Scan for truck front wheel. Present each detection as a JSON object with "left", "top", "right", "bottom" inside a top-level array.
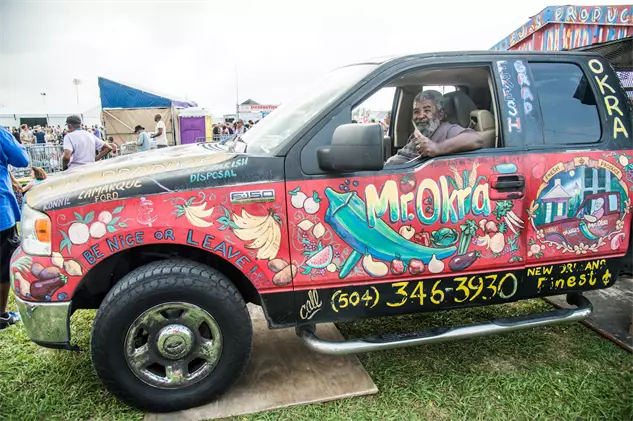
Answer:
[{"left": 90, "top": 259, "right": 253, "bottom": 412}]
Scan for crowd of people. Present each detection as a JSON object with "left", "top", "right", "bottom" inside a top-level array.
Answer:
[
  {"left": 3, "top": 123, "right": 105, "bottom": 146},
  {"left": 352, "top": 111, "right": 391, "bottom": 135},
  {"left": 4, "top": 116, "right": 256, "bottom": 155},
  {"left": 211, "top": 119, "right": 254, "bottom": 136}
]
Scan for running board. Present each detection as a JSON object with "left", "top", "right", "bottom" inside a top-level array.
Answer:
[{"left": 297, "top": 293, "right": 592, "bottom": 356}]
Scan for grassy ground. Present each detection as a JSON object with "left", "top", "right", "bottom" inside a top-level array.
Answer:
[{"left": 0, "top": 296, "right": 631, "bottom": 421}]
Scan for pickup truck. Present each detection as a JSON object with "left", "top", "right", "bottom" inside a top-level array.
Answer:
[{"left": 11, "top": 51, "right": 633, "bottom": 412}]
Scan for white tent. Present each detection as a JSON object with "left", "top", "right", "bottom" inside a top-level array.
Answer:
[{"left": 0, "top": 103, "right": 102, "bottom": 128}]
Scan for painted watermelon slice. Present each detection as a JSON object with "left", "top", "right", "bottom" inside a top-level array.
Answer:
[{"left": 305, "top": 244, "right": 333, "bottom": 269}]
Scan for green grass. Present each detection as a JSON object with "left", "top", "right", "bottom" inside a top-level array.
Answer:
[{"left": 0, "top": 296, "right": 631, "bottom": 421}]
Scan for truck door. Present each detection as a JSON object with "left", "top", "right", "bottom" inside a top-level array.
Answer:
[
  {"left": 285, "top": 62, "right": 530, "bottom": 324},
  {"left": 523, "top": 57, "right": 633, "bottom": 295}
]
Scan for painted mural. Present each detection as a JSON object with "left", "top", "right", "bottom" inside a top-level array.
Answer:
[
  {"left": 491, "top": 5, "right": 633, "bottom": 51},
  {"left": 528, "top": 155, "right": 631, "bottom": 257},
  {"left": 10, "top": 147, "right": 633, "bottom": 307},
  {"left": 286, "top": 156, "right": 528, "bottom": 290},
  {"left": 12, "top": 184, "right": 290, "bottom": 302}
]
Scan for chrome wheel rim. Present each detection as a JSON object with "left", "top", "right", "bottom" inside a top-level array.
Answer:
[{"left": 124, "top": 302, "right": 222, "bottom": 389}]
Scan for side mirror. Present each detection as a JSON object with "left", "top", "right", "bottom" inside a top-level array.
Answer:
[{"left": 317, "top": 123, "right": 384, "bottom": 172}]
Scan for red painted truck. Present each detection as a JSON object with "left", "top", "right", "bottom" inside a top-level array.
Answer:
[{"left": 11, "top": 51, "right": 633, "bottom": 412}]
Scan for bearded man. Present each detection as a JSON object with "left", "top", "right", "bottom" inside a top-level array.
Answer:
[{"left": 385, "top": 90, "right": 482, "bottom": 165}]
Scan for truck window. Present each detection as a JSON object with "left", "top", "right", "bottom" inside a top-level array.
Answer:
[
  {"left": 423, "top": 85, "right": 456, "bottom": 94},
  {"left": 608, "top": 193, "right": 618, "bottom": 212},
  {"left": 352, "top": 87, "right": 395, "bottom": 125},
  {"left": 299, "top": 65, "right": 499, "bottom": 174},
  {"left": 530, "top": 62, "right": 601, "bottom": 145}
]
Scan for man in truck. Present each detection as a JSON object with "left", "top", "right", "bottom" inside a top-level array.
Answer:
[{"left": 386, "top": 89, "right": 482, "bottom": 165}]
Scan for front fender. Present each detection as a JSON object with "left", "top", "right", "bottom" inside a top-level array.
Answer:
[
  {"left": 40, "top": 189, "right": 290, "bottom": 302},
  {"left": 73, "top": 225, "right": 272, "bottom": 295}
]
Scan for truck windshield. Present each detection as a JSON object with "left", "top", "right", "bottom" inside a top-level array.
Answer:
[{"left": 242, "top": 64, "right": 378, "bottom": 155}]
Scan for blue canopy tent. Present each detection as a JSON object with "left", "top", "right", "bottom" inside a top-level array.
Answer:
[
  {"left": 98, "top": 77, "right": 197, "bottom": 146},
  {"left": 98, "top": 77, "right": 197, "bottom": 109}
]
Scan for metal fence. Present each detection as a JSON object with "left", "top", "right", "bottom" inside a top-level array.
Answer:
[
  {"left": 10, "top": 135, "right": 230, "bottom": 178},
  {"left": 11, "top": 143, "right": 121, "bottom": 177},
  {"left": 197, "top": 135, "right": 235, "bottom": 143},
  {"left": 119, "top": 142, "right": 139, "bottom": 155},
  {"left": 10, "top": 144, "right": 64, "bottom": 177}
]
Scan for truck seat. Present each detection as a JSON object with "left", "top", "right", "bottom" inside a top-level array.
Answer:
[
  {"left": 443, "top": 91, "right": 477, "bottom": 128},
  {"left": 470, "top": 110, "right": 496, "bottom": 149},
  {"left": 383, "top": 135, "right": 392, "bottom": 159}
]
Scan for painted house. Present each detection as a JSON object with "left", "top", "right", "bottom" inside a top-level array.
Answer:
[
  {"left": 541, "top": 179, "right": 573, "bottom": 223},
  {"left": 491, "top": 5, "right": 633, "bottom": 52}
]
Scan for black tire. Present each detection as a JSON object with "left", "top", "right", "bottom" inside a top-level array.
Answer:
[{"left": 90, "top": 259, "right": 252, "bottom": 412}]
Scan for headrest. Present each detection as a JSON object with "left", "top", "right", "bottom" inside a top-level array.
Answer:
[
  {"left": 470, "top": 110, "right": 495, "bottom": 131},
  {"left": 443, "top": 91, "right": 477, "bottom": 128}
]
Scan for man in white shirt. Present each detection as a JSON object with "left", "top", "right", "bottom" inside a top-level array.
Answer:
[
  {"left": 19, "top": 124, "right": 33, "bottom": 144},
  {"left": 62, "top": 115, "right": 111, "bottom": 170},
  {"left": 151, "top": 114, "right": 168, "bottom": 148}
]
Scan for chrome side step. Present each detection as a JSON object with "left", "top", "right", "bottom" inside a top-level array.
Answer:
[{"left": 297, "top": 293, "right": 592, "bottom": 356}]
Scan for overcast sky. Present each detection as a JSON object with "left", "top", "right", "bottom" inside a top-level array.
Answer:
[{"left": 1, "top": 0, "right": 630, "bottom": 116}]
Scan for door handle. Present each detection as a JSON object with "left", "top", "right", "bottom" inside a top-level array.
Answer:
[{"left": 491, "top": 175, "right": 525, "bottom": 192}]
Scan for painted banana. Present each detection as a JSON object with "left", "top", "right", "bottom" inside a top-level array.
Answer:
[
  {"left": 233, "top": 210, "right": 269, "bottom": 227},
  {"left": 324, "top": 188, "right": 456, "bottom": 278},
  {"left": 232, "top": 209, "right": 281, "bottom": 260},
  {"left": 184, "top": 203, "right": 214, "bottom": 227},
  {"left": 188, "top": 203, "right": 214, "bottom": 218}
]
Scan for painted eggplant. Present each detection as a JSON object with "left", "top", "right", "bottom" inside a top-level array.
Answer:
[
  {"left": 30, "top": 276, "right": 65, "bottom": 300},
  {"left": 324, "top": 188, "right": 456, "bottom": 278}
]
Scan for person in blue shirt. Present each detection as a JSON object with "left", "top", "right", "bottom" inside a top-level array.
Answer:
[
  {"left": 0, "top": 126, "right": 30, "bottom": 330},
  {"left": 134, "top": 125, "right": 150, "bottom": 152},
  {"left": 33, "top": 128, "right": 46, "bottom": 144}
]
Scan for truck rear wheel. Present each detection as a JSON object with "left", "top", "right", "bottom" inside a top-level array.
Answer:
[{"left": 90, "top": 259, "right": 252, "bottom": 412}]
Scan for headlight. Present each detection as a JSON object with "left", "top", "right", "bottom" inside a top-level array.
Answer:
[{"left": 21, "top": 204, "right": 51, "bottom": 256}]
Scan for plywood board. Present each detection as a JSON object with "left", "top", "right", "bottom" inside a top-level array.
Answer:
[
  {"left": 145, "top": 306, "right": 377, "bottom": 421},
  {"left": 544, "top": 276, "right": 633, "bottom": 352},
  {"left": 103, "top": 108, "right": 175, "bottom": 145}
]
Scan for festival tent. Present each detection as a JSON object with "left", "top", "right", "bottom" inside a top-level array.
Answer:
[
  {"left": 177, "top": 107, "right": 214, "bottom": 144},
  {"left": 0, "top": 103, "right": 102, "bottom": 128},
  {"left": 98, "top": 77, "right": 196, "bottom": 145}
]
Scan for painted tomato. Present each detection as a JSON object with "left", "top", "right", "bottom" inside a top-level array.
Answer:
[{"left": 399, "top": 175, "right": 416, "bottom": 194}]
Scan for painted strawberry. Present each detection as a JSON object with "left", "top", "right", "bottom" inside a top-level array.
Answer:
[
  {"left": 408, "top": 259, "right": 425, "bottom": 275},
  {"left": 391, "top": 259, "right": 406, "bottom": 275},
  {"left": 399, "top": 175, "right": 416, "bottom": 194}
]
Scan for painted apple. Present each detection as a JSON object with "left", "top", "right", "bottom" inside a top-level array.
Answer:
[{"left": 399, "top": 225, "right": 415, "bottom": 240}]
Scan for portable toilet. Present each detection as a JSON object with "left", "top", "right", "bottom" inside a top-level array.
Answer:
[{"left": 178, "top": 107, "right": 213, "bottom": 144}]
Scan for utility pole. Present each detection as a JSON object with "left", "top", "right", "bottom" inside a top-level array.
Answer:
[
  {"left": 72, "top": 78, "right": 82, "bottom": 104},
  {"left": 234, "top": 62, "right": 239, "bottom": 122}
]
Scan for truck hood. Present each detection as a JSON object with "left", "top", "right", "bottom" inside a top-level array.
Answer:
[{"left": 27, "top": 142, "right": 238, "bottom": 210}]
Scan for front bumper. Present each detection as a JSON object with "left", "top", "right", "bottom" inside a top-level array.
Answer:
[{"left": 12, "top": 282, "right": 74, "bottom": 349}]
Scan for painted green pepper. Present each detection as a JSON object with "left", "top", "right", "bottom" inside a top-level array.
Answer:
[{"left": 324, "top": 188, "right": 456, "bottom": 278}]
